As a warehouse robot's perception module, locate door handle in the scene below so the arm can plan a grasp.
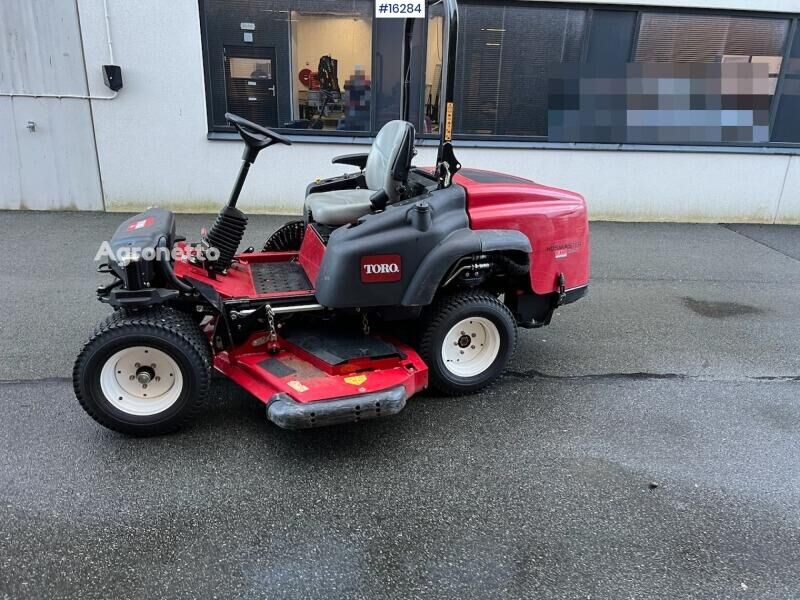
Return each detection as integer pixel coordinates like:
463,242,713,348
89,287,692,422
267,86,276,95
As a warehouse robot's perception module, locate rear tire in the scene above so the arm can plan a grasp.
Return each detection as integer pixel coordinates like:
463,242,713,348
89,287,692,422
73,307,212,436
419,290,518,395
263,220,306,251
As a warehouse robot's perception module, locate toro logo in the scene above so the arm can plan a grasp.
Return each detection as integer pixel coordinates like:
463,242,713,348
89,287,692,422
360,254,402,283
126,217,155,231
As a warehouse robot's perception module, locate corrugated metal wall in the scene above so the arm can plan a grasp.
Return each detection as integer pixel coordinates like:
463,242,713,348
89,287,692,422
0,0,104,210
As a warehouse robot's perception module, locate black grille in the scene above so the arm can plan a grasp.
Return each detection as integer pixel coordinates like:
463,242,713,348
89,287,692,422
250,261,312,295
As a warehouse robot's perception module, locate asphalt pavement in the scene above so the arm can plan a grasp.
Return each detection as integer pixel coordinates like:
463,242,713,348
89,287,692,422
1,211,799,599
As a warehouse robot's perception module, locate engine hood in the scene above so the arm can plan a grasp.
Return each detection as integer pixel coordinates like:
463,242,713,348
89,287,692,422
453,168,584,204
452,168,590,295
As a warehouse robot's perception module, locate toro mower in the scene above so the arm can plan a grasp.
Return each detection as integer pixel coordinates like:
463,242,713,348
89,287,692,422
73,0,590,434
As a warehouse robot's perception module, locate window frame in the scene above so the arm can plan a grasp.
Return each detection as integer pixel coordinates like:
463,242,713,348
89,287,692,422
198,0,800,152
199,0,378,139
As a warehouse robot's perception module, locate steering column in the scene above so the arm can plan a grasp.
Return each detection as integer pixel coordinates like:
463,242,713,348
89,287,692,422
204,113,292,273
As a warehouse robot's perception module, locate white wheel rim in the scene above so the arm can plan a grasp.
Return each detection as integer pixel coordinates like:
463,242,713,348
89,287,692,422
441,317,501,378
100,346,183,416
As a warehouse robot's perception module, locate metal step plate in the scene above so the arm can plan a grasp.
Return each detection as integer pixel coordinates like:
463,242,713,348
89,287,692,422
250,261,312,295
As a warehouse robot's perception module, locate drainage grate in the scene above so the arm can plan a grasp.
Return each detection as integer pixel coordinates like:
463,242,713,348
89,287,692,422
250,261,312,295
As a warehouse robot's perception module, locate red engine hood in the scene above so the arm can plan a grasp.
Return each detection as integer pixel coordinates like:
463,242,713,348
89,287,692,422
453,168,584,205
453,168,590,296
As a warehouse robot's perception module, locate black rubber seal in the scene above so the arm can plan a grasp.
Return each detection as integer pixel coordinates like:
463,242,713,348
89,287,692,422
266,385,407,430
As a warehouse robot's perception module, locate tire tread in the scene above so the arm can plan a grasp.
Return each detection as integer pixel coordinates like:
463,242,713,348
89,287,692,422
419,290,518,396
73,307,212,435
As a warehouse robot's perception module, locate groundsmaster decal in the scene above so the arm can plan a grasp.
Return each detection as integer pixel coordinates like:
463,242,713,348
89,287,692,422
545,240,584,260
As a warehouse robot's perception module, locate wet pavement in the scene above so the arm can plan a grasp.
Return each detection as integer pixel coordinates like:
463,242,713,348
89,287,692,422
1,212,799,599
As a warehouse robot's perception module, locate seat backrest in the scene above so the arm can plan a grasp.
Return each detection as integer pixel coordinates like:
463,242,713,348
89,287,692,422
365,120,416,200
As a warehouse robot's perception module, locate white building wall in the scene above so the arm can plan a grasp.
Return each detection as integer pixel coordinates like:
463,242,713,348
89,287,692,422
0,0,104,211
450,147,795,223
5,0,799,222
777,156,800,222
78,0,341,215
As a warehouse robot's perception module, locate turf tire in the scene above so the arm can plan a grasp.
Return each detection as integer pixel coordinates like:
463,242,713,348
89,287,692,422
419,290,518,395
73,307,212,436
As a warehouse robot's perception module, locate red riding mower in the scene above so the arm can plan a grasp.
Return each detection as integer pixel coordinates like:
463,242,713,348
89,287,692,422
73,0,590,434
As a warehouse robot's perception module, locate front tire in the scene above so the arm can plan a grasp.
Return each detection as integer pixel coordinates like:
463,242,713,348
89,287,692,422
419,290,518,395
73,307,212,436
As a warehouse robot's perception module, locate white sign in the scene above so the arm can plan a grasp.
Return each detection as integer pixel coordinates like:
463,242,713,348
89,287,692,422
375,0,425,18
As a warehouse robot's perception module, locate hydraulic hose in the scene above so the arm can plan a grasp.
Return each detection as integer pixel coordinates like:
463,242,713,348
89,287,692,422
491,254,529,277
158,237,194,293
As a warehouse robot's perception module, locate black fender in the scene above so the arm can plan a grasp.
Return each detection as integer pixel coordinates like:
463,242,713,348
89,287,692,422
314,184,469,309
475,229,531,255
401,229,532,306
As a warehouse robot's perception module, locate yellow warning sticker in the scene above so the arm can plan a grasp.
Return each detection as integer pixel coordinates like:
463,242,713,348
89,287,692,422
287,380,309,392
444,102,454,142
344,375,367,386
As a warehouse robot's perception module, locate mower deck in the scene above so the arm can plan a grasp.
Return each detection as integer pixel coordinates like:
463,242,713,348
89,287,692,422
176,248,430,428
215,328,428,429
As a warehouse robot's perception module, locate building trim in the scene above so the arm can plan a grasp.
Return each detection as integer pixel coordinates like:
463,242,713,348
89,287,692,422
527,0,800,14
208,131,800,156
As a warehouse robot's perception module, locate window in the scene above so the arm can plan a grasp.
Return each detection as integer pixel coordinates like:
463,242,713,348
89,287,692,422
634,13,789,144
201,0,372,134
450,2,587,137
288,2,373,131
633,14,788,143
202,1,292,131
224,48,278,128
422,4,444,133
200,1,800,148
772,23,800,143
548,10,792,145
372,13,426,131
635,13,788,66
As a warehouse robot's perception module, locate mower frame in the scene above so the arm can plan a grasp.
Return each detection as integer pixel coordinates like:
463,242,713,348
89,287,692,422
76,0,590,435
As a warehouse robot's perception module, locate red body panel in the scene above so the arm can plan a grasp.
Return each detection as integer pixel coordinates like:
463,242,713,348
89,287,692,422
454,170,590,295
215,332,428,405
298,225,325,286
176,239,428,409
173,248,313,300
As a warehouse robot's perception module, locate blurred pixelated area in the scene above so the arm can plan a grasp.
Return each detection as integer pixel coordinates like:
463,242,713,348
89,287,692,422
338,66,372,132
546,12,789,145
549,62,778,144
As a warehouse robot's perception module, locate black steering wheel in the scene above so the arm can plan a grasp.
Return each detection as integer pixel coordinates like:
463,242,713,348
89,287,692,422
225,112,292,149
